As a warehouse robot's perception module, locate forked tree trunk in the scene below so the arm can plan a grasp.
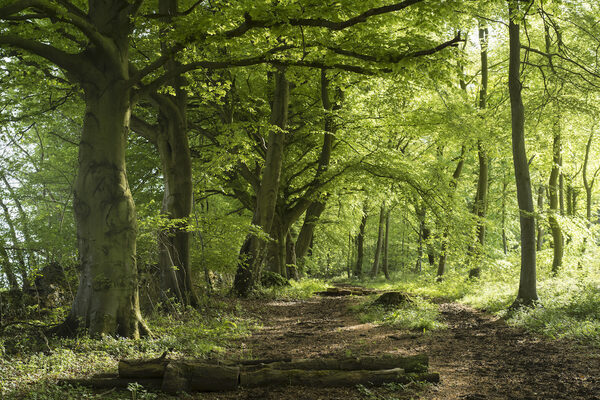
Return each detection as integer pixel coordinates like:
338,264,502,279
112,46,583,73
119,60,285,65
295,70,338,262
233,70,289,296
508,0,538,306
370,202,386,278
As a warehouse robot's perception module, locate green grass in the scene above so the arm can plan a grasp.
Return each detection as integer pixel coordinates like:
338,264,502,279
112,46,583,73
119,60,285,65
352,295,446,332
254,278,329,300
344,247,600,347
0,296,254,399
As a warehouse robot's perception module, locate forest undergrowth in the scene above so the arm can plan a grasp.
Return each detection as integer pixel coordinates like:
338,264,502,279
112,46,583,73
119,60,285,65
2,258,600,399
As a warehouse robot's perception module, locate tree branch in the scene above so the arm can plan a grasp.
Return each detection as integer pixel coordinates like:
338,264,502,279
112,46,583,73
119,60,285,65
0,35,84,76
224,0,423,38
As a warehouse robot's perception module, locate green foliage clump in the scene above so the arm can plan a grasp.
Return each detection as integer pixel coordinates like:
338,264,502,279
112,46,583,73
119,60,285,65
353,295,446,332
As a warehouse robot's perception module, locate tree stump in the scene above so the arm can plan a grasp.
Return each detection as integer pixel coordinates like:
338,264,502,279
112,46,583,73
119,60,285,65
373,292,413,307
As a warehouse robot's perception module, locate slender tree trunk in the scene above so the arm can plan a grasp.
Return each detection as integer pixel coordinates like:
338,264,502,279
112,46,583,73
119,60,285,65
233,70,289,296
536,185,545,251
354,209,368,278
548,122,563,274
437,148,465,280
475,26,490,247
422,224,435,266
583,129,595,223
508,0,538,306
415,201,425,273
0,241,19,290
370,202,386,278
0,199,28,288
0,172,35,274
382,209,391,280
502,171,508,255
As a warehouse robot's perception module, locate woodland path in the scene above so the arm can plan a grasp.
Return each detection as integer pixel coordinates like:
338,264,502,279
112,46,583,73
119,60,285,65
202,295,600,400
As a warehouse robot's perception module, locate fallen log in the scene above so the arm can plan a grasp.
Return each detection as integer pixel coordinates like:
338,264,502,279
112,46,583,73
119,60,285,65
66,354,438,393
161,362,240,393
240,367,407,388
119,354,169,379
117,354,428,377
262,354,428,373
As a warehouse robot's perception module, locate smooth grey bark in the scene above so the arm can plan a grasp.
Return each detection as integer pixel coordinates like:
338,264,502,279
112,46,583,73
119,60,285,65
370,202,386,278
233,70,289,296
508,0,538,306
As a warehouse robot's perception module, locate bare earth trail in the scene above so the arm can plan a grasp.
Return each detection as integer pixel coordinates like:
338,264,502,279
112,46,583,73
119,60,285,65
204,295,600,400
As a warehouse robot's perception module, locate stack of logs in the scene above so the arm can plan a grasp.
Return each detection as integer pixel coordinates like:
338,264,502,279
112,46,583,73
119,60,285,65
65,354,439,393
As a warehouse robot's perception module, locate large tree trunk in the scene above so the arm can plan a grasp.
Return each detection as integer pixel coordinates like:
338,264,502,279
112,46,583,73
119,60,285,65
233,70,289,296
508,0,538,306
370,202,386,278
56,1,150,337
65,81,147,337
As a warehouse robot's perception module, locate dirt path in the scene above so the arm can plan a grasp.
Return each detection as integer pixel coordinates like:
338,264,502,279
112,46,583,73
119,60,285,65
204,295,600,400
